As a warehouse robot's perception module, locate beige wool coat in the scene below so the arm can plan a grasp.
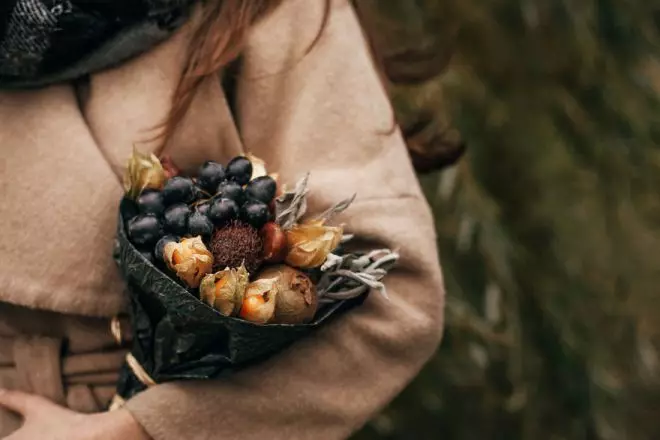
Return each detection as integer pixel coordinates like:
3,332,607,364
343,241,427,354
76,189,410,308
0,0,445,438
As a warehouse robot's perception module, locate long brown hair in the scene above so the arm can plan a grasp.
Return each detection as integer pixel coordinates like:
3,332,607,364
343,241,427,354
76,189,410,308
159,0,283,150
163,0,463,172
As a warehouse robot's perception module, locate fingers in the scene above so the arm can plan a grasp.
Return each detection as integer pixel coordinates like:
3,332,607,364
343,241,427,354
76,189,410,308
0,388,51,417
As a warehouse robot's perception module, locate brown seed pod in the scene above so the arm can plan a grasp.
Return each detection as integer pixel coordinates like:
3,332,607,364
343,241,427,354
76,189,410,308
254,265,318,324
210,221,264,273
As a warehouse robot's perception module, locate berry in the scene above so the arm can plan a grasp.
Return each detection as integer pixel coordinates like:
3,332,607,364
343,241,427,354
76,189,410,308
192,184,209,201
164,204,191,235
196,201,211,216
226,156,253,186
261,222,288,263
162,176,195,205
137,190,165,216
140,250,156,264
241,200,270,229
188,211,214,239
121,199,140,220
127,214,163,247
154,235,179,262
216,180,244,204
245,176,277,204
208,198,239,226
197,161,226,193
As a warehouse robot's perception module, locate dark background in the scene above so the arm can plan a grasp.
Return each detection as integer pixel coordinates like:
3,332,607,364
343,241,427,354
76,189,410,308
351,1,660,439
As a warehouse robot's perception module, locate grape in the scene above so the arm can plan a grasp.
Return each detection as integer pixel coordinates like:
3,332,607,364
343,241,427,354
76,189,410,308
216,180,244,205
140,250,156,264
127,214,163,246
188,211,214,239
164,204,191,235
208,198,239,226
241,200,270,229
245,176,277,204
197,161,226,193
226,156,253,186
162,177,195,205
154,235,179,262
137,190,165,216
196,201,211,216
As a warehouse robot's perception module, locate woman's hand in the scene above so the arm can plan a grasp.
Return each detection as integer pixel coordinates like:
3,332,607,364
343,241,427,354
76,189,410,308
0,389,150,440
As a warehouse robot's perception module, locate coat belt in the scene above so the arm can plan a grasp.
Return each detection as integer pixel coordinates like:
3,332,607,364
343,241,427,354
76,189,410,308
0,304,131,416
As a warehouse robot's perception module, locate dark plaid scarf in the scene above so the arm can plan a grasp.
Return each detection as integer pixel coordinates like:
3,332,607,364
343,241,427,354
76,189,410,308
0,0,196,88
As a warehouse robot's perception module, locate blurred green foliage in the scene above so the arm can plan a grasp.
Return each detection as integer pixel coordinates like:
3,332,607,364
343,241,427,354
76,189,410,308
352,1,660,439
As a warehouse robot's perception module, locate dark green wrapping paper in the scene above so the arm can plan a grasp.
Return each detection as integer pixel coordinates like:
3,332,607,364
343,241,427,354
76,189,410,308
114,199,365,399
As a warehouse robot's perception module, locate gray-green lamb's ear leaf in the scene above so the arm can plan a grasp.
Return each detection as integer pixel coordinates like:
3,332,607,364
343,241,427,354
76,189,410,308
275,173,310,229
317,249,399,301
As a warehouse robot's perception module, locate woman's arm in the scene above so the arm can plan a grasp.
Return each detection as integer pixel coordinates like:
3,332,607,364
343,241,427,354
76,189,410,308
125,1,445,439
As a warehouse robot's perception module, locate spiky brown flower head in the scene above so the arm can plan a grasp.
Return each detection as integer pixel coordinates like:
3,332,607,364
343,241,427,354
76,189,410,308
210,220,264,273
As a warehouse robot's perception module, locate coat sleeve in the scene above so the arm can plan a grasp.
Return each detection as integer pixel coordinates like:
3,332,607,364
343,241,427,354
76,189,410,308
125,1,445,439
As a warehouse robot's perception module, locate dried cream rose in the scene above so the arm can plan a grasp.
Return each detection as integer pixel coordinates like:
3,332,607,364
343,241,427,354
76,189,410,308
163,237,214,288
285,222,343,269
247,154,268,181
199,265,249,316
123,148,166,199
246,154,282,196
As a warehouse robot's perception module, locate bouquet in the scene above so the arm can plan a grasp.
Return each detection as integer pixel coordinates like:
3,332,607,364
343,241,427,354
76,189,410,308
111,150,398,405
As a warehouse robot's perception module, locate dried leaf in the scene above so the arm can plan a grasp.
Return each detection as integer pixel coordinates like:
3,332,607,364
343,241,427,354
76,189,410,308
317,249,399,301
275,173,310,229
314,194,357,224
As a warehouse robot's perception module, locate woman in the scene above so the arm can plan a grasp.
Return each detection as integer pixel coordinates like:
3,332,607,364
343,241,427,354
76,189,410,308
0,0,445,438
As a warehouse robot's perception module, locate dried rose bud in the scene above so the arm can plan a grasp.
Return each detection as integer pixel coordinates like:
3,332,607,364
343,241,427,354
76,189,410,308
261,222,288,263
200,264,249,316
163,236,214,288
159,154,181,179
123,148,166,199
285,222,343,269
257,265,318,324
247,153,267,181
240,277,279,324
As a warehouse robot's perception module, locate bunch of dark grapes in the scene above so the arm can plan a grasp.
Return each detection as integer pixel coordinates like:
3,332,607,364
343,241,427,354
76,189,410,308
126,156,278,265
